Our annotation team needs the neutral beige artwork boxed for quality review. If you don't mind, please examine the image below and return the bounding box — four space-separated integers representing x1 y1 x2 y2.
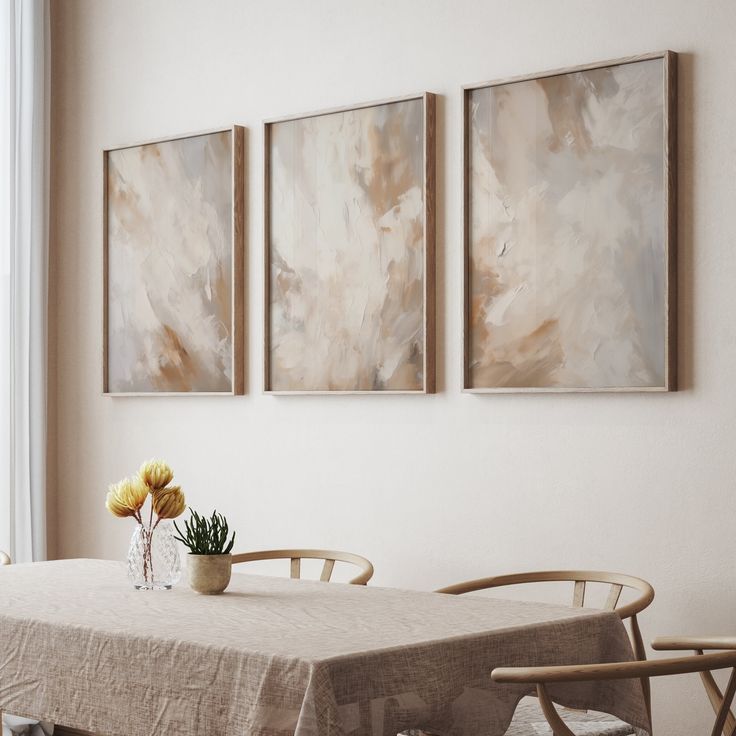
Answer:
466 55 675 391
105 128 242 394
266 95 434 393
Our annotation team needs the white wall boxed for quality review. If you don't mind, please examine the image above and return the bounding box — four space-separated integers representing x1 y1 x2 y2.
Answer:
50 1 736 733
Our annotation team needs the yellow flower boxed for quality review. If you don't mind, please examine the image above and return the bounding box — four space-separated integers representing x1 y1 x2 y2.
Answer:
121 476 149 510
106 477 147 518
152 485 186 520
106 488 134 518
138 459 174 491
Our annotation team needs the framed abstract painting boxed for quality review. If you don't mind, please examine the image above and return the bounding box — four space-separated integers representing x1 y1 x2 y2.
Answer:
265 93 436 394
464 52 676 392
104 126 244 395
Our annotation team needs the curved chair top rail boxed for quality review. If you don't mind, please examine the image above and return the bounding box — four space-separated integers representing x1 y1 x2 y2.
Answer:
0 550 10 565
437 570 655 620
492 649 736 684
231 548 374 585
653 636 736 651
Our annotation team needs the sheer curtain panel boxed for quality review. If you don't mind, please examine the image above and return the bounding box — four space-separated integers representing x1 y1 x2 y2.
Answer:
0 0 49 564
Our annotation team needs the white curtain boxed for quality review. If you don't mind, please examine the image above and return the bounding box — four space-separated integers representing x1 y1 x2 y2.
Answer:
0 0 49 564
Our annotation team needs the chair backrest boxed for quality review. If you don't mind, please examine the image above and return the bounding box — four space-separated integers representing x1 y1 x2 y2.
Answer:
439 570 654 659
438 570 654 620
439 569 655 718
492 639 736 736
0 551 10 565
231 548 374 585
653 637 736 736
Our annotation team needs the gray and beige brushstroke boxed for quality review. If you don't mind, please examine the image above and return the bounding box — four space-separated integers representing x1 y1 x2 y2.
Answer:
106 130 234 393
468 58 667 390
268 98 427 392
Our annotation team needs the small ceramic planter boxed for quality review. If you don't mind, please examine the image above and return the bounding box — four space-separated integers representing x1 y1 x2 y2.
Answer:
188 553 232 595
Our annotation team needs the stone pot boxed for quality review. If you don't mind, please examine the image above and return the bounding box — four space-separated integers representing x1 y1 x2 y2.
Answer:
187 553 232 595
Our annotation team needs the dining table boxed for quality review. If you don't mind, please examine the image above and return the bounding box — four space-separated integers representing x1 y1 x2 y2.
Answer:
0 559 650 736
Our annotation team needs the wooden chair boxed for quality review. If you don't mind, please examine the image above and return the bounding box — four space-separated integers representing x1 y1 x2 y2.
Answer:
439 571 654 659
437 570 655 734
492 637 736 736
231 548 374 585
0 551 10 565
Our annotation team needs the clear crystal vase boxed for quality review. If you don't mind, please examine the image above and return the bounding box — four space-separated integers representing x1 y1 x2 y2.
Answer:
127 521 181 590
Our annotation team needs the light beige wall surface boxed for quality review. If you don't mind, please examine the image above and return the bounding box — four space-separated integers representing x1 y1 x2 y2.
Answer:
50 2 735 734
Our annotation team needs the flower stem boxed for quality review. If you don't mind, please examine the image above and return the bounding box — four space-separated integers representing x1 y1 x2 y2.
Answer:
145 500 155 585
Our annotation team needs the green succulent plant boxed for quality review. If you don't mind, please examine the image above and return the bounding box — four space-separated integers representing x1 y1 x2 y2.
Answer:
173 508 236 555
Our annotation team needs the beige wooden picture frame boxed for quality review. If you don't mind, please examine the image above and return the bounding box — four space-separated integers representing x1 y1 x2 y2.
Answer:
264 93 436 394
463 52 677 393
103 125 245 396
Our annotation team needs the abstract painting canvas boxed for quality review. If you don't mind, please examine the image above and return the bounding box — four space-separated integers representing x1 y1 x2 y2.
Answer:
464 52 676 392
104 127 244 394
265 94 435 393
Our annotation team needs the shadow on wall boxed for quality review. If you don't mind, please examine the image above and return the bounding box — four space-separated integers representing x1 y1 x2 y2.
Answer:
676 52 695 391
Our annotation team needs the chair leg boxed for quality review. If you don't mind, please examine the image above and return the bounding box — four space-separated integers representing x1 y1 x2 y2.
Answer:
709 667 736 736
536 684 577 736
630 614 652 725
358 698 371 736
700 661 736 736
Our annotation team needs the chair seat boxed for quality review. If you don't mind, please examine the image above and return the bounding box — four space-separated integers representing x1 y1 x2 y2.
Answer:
505 696 635 736
2 713 54 735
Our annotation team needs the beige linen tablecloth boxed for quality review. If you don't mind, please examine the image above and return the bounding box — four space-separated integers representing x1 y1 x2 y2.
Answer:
0 560 650 736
